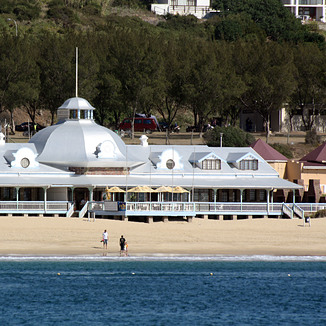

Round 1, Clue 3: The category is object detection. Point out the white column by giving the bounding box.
[44,187,47,212]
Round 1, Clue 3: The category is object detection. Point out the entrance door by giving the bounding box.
[74,188,89,210]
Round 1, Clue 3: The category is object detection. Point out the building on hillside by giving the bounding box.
[239,109,282,133]
[282,0,326,22]
[0,96,305,221]
[151,0,214,19]
[240,107,326,134]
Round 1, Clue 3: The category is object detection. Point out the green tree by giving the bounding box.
[212,0,319,43]
[0,34,40,132]
[288,43,326,131]
[37,33,75,124]
[184,40,244,134]
[204,126,255,147]
[153,35,192,141]
[233,41,296,143]
[104,28,164,138]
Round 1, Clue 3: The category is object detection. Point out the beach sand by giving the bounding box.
[0,216,325,257]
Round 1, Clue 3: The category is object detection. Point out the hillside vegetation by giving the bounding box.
[1,0,326,143]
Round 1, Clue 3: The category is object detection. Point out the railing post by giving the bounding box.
[240,189,243,212]
[15,187,19,210]
[43,187,48,213]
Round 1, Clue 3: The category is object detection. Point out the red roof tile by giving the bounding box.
[300,142,326,163]
[250,139,288,161]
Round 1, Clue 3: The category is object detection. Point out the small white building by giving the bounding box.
[151,0,213,19]
[282,0,326,22]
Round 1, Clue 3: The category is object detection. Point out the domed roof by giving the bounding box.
[29,119,128,167]
[58,97,95,111]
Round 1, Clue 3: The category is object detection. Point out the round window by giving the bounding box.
[166,159,175,170]
[20,157,30,168]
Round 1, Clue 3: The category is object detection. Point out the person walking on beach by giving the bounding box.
[120,235,126,256]
[102,230,108,250]
[124,241,129,256]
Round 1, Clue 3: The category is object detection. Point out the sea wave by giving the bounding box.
[0,254,325,262]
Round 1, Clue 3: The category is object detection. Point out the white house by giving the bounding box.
[151,0,213,19]
[282,0,326,22]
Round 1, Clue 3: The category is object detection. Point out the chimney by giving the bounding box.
[139,135,148,147]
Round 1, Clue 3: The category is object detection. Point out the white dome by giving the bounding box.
[29,119,127,167]
[58,97,95,111]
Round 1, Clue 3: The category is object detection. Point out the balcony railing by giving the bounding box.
[89,201,284,216]
[0,201,71,214]
[0,200,322,217]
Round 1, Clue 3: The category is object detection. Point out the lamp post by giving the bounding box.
[220,133,223,147]
[7,18,18,37]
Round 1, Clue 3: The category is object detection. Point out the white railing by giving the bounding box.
[66,203,75,217]
[195,202,283,213]
[0,201,71,213]
[78,201,89,218]
[295,203,326,212]
[282,203,293,218]
[293,203,305,219]
[88,201,284,215]
[127,202,195,212]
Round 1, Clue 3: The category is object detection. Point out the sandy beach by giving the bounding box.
[0,216,325,257]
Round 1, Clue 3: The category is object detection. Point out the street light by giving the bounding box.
[220,133,223,147]
[7,18,18,37]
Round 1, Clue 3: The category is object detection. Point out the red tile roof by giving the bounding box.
[250,139,288,161]
[300,142,326,163]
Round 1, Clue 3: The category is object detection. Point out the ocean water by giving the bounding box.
[0,256,325,326]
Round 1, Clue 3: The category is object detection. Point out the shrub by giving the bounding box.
[270,143,293,159]
[311,209,326,218]
[203,126,255,147]
[305,129,320,145]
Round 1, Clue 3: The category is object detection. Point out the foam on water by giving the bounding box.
[0,254,325,262]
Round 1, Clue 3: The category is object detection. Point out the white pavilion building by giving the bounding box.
[0,97,306,222]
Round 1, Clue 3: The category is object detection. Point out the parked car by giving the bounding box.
[186,124,213,132]
[15,122,44,132]
[119,117,159,133]
[159,122,180,133]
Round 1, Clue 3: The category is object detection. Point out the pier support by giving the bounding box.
[163,216,168,223]
[146,216,153,223]
[187,216,193,223]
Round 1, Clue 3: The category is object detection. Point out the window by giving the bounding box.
[166,159,175,170]
[249,189,256,201]
[20,158,30,168]
[202,159,221,170]
[221,190,229,202]
[258,190,266,201]
[239,159,258,170]
[135,119,142,124]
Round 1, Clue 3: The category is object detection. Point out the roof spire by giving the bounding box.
[75,47,78,98]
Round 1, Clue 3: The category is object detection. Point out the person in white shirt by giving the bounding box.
[102,230,108,249]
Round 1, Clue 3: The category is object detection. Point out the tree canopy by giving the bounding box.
[0,0,325,139]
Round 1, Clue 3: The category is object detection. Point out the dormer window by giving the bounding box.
[166,159,175,170]
[239,159,258,170]
[202,159,221,170]
[20,158,30,168]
